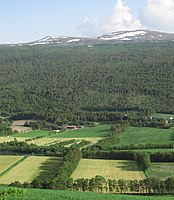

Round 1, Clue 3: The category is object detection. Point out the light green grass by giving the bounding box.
[0,156,62,184]
[49,125,111,138]
[71,159,145,180]
[0,156,22,175]
[151,113,174,120]
[14,130,52,138]
[117,127,174,145]
[0,187,171,200]
[146,162,174,180]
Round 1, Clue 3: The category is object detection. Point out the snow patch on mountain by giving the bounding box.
[67,39,80,43]
[99,30,148,40]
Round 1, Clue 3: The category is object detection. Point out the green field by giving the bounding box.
[71,159,145,180]
[1,187,172,200]
[49,125,111,138]
[14,130,52,138]
[0,156,62,184]
[117,127,174,145]
[146,163,174,180]
[0,156,22,175]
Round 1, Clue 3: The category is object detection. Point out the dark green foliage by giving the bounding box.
[1,42,174,121]
[0,187,24,199]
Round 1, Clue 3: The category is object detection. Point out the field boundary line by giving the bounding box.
[0,156,28,177]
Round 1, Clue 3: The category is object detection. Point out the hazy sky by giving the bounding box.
[0,0,174,43]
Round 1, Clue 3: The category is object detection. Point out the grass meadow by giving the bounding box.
[49,125,112,138]
[14,130,51,138]
[117,127,174,145]
[71,159,145,180]
[146,162,174,180]
[1,188,172,200]
[0,156,22,175]
[0,156,62,184]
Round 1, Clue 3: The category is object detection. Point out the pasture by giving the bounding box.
[14,130,51,138]
[71,159,145,180]
[146,162,174,180]
[0,156,62,184]
[117,127,174,145]
[49,125,111,138]
[0,156,22,175]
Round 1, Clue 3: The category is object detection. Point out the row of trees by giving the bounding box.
[110,143,174,151]
[10,147,82,190]
[130,117,172,129]
[0,140,66,156]
[90,121,129,150]
[10,176,174,194]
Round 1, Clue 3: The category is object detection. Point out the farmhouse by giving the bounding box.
[62,125,77,130]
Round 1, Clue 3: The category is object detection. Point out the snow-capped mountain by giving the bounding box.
[16,30,174,46]
[98,30,174,41]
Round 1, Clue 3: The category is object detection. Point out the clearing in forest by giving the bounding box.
[0,156,62,184]
[71,159,145,180]
[11,120,32,133]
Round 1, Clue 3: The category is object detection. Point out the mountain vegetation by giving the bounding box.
[1,41,174,123]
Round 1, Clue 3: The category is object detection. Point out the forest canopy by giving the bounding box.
[0,42,174,122]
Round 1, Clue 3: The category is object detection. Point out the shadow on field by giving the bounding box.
[116,161,140,172]
[35,157,63,180]
[170,132,174,141]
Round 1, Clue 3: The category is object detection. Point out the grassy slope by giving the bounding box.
[71,159,145,180]
[0,156,62,184]
[117,127,174,145]
[3,188,173,200]
[14,130,51,138]
[146,162,174,180]
[49,125,111,138]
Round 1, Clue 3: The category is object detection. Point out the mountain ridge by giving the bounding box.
[14,29,174,46]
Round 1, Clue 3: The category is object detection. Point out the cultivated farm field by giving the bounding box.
[0,156,62,184]
[49,125,112,138]
[0,137,15,143]
[11,120,32,133]
[146,162,174,180]
[3,188,173,200]
[117,127,174,145]
[71,159,145,180]
[0,156,22,175]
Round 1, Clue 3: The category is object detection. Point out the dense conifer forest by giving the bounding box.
[1,41,174,121]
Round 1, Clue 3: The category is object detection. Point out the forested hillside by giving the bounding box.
[1,42,174,122]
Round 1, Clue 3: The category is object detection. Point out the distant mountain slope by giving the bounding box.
[16,30,174,46]
[1,41,174,120]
